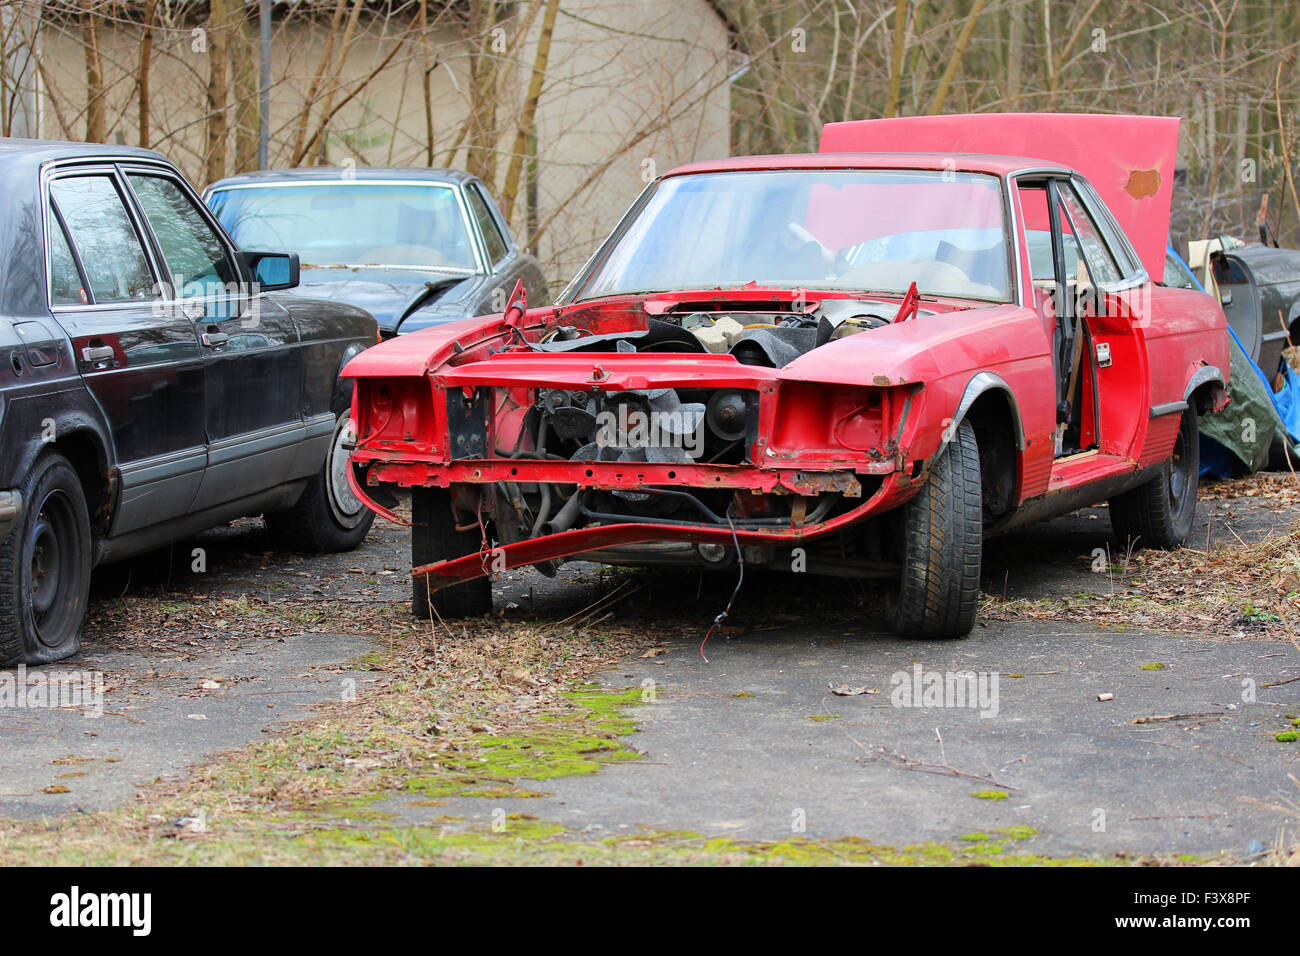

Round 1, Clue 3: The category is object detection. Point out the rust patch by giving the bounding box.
[1123,168,1161,199]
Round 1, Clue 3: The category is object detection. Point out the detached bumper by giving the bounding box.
[0,490,23,540]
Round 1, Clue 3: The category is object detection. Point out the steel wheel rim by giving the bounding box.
[26,488,81,649]
[1168,419,1191,512]
[326,417,365,527]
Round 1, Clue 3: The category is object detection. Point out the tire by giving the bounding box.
[411,487,491,620]
[886,419,983,639]
[265,411,374,553]
[1109,404,1199,550]
[0,453,92,666]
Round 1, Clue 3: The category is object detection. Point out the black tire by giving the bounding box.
[0,453,92,666]
[1109,404,1199,550]
[886,419,983,639]
[265,412,374,553]
[411,487,491,620]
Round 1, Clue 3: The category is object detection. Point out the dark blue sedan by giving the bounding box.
[203,167,550,337]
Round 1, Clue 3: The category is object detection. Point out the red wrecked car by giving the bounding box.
[342,114,1229,639]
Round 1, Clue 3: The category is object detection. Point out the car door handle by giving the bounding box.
[80,345,115,363]
[201,330,230,348]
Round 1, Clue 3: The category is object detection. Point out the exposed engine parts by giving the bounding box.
[537,298,913,368]
[452,300,914,574]
[535,385,752,466]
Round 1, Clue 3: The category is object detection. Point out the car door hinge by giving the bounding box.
[1095,342,1112,368]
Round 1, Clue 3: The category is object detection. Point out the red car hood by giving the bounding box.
[819,113,1179,283]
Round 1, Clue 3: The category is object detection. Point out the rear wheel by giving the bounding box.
[411,487,492,620]
[0,453,91,665]
[886,419,983,639]
[265,412,374,553]
[1109,405,1199,550]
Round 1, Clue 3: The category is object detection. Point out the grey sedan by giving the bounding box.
[203,168,550,337]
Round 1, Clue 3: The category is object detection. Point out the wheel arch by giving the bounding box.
[1183,364,1226,413]
[949,373,1025,521]
[44,427,113,537]
[331,341,369,414]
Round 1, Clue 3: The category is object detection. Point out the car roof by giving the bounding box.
[663,152,1075,178]
[206,166,475,191]
[0,137,173,168]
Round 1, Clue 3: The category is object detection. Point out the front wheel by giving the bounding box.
[411,487,492,620]
[886,419,983,639]
[0,453,92,666]
[1108,404,1199,550]
[265,412,374,553]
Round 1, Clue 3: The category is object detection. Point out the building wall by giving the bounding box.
[36,1,731,288]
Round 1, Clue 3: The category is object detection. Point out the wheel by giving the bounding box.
[886,419,982,639]
[265,411,374,553]
[411,487,491,620]
[0,453,92,665]
[1109,404,1199,550]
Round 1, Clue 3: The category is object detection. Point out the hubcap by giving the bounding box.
[327,417,365,526]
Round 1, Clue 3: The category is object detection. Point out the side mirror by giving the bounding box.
[239,251,300,292]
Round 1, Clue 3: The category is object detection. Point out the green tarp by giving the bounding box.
[1198,326,1298,474]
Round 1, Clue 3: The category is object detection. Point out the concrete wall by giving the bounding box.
[36,1,731,287]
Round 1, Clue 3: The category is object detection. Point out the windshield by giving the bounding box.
[571,169,1011,302]
[207,182,478,271]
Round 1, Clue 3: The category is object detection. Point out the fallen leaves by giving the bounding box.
[985,479,1300,644]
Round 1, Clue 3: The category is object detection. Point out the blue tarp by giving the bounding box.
[1274,364,1300,440]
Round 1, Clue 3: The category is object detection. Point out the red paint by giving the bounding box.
[819,113,1180,283]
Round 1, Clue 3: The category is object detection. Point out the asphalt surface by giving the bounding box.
[1,481,1297,859]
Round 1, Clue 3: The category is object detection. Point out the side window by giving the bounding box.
[1058,183,1123,286]
[1163,250,1198,290]
[1016,184,1056,283]
[1072,178,1141,276]
[128,173,236,297]
[466,185,509,265]
[49,175,157,304]
[48,211,88,306]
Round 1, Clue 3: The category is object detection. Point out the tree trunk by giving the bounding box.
[928,0,988,115]
[419,0,435,166]
[206,0,231,182]
[138,0,156,148]
[464,0,503,187]
[233,5,259,173]
[885,0,908,118]
[82,0,106,142]
[501,0,560,221]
